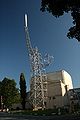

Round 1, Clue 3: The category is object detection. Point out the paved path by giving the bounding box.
[0,112,80,120]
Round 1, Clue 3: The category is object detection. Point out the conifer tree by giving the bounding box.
[20,73,26,109]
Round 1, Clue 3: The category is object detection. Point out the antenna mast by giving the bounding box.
[24,14,53,110]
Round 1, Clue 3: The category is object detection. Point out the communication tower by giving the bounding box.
[24,14,53,110]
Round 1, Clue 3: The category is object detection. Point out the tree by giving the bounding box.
[0,82,2,109]
[40,0,80,41]
[1,78,20,108]
[19,73,27,110]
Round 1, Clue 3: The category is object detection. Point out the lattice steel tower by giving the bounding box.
[24,14,53,110]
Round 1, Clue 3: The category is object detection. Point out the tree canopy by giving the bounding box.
[1,78,20,108]
[40,0,80,41]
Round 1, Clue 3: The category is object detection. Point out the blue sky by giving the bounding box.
[0,0,80,90]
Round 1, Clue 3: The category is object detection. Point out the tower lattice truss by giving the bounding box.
[30,47,48,110]
[24,14,53,110]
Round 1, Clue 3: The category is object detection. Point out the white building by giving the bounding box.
[46,70,73,109]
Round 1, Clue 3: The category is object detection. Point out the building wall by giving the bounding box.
[47,80,64,108]
[46,70,73,109]
[68,88,80,106]
[46,70,73,90]
[62,70,73,90]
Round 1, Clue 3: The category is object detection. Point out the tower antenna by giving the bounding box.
[24,14,53,110]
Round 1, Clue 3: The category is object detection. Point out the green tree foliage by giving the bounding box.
[1,78,20,108]
[0,82,2,109]
[40,0,80,41]
[0,82,2,96]
[20,73,27,110]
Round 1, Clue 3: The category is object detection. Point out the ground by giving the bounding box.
[0,112,80,120]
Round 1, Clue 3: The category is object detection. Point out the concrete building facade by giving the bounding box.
[68,88,80,112]
[46,70,73,109]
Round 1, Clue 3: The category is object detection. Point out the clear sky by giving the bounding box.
[0,0,80,90]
